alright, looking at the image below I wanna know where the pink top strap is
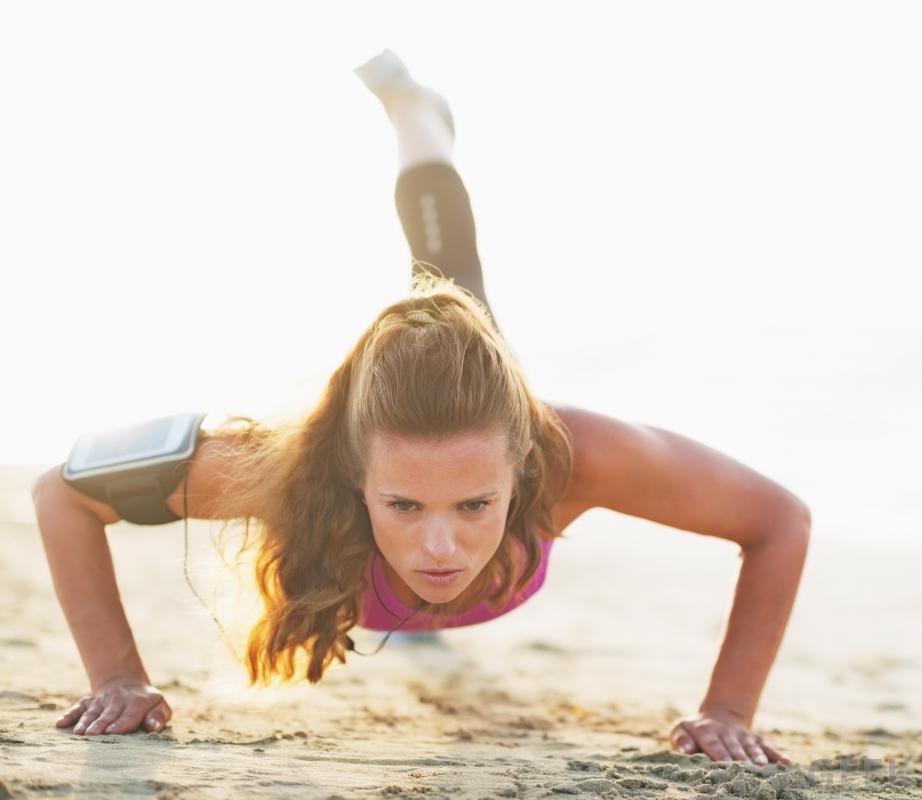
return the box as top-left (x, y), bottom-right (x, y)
top-left (357, 535), bottom-right (555, 632)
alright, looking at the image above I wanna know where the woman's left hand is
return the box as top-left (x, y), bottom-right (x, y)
top-left (668, 710), bottom-right (792, 766)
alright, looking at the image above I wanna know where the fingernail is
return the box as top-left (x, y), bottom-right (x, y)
top-left (149, 719), bottom-right (160, 731)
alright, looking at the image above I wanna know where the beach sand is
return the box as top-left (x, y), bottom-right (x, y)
top-left (1, 465), bottom-right (920, 798)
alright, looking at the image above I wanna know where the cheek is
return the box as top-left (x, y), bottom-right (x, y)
top-left (367, 514), bottom-right (419, 567)
top-left (368, 510), bottom-right (400, 548)
top-left (369, 511), bottom-right (400, 538)
top-left (471, 522), bottom-right (506, 560)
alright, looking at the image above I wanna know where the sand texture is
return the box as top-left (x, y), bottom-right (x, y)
top-left (1, 466), bottom-right (920, 798)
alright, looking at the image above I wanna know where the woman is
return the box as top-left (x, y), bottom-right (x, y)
top-left (32, 50), bottom-right (810, 766)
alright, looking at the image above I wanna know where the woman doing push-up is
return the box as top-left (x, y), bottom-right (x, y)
top-left (31, 49), bottom-right (811, 766)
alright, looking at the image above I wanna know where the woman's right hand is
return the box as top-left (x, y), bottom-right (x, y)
top-left (55, 676), bottom-right (172, 735)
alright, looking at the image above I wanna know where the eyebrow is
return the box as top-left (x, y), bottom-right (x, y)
top-left (378, 491), bottom-right (500, 503)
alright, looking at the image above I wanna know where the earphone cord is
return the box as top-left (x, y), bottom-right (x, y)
top-left (182, 469), bottom-right (242, 661)
top-left (345, 551), bottom-right (425, 656)
top-left (180, 470), bottom-right (422, 662)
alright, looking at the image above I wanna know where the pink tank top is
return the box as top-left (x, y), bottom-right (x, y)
top-left (358, 535), bottom-right (555, 632)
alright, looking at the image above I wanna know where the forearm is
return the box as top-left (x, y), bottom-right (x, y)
top-left (33, 489), bottom-right (150, 690)
top-left (698, 521), bottom-right (810, 727)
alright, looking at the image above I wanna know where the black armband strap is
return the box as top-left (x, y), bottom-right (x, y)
top-left (105, 470), bottom-right (185, 525)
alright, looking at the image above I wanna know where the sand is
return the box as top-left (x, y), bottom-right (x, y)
top-left (1, 464), bottom-right (920, 799)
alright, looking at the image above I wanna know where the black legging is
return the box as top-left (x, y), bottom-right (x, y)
top-left (393, 161), bottom-right (497, 327)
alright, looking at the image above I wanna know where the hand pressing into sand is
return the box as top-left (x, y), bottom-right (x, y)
top-left (54, 676), bottom-right (172, 736)
top-left (669, 710), bottom-right (791, 766)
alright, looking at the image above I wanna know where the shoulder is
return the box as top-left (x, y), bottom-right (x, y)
top-left (32, 463), bottom-right (123, 525)
top-left (164, 427), bottom-right (270, 520)
top-left (543, 402), bottom-right (811, 546)
top-left (542, 402), bottom-right (656, 520)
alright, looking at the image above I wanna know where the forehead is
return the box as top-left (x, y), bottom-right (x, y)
top-left (366, 429), bottom-right (510, 481)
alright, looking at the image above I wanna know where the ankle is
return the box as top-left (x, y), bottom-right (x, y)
top-left (354, 50), bottom-right (455, 141)
top-left (390, 88), bottom-right (455, 141)
top-left (380, 86), bottom-right (426, 116)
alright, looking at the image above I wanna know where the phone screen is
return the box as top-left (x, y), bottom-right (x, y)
top-left (67, 414), bottom-right (194, 473)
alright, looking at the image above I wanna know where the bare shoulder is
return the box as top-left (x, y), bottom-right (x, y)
top-left (544, 401), bottom-right (810, 546)
top-left (164, 429), bottom-right (265, 520)
top-left (32, 464), bottom-right (123, 525)
top-left (545, 402), bottom-right (646, 519)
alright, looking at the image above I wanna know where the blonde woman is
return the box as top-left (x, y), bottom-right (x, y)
top-left (31, 50), bottom-right (810, 766)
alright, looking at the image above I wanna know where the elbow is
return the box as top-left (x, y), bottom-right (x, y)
top-left (774, 486), bottom-right (812, 538)
top-left (792, 498), bottom-right (812, 538)
top-left (747, 498), bottom-right (811, 554)
top-left (772, 498), bottom-right (812, 547)
top-left (800, 501), bottom-right (812, 534)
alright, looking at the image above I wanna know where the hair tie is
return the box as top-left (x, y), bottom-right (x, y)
top-left (404, 309), bottom-right (437, 325)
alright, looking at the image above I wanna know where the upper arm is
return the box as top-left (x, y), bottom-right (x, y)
top-left (31, 429), bottom-right (262, 525)
top-left (552, 404), bottom-right (811, 548)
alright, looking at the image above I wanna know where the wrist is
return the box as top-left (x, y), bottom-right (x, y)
top-left (91, 665), bottom-right (150, 692)
top-left (87, 638), bottom-right (150, 692)
top-left (698, 701), bottom-right (753, 727)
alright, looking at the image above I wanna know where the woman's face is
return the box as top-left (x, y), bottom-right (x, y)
top-left (361, 428), bottom-right (517, 607)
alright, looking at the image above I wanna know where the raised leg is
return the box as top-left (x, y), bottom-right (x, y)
top-left (354, 51), bottom-right (498, 327)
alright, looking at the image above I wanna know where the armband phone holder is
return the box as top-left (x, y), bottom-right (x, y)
top-left (61, 411), bottom-right (207, 525)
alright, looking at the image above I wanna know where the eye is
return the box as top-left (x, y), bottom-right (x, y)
top-left (463, 500), bottom-right (490, 513)
top-left (389, 501), bottom-right (417, 513)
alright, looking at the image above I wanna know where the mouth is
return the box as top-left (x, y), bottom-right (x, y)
top-left (415, 568), bottom-right (463, 585)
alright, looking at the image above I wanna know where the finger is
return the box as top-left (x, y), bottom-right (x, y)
top-left (670, 723), bottom-right (698, 755)
top-left (73, 700), bottom-right (104, 735)
top-left (55, 698), bottom-right (90, 728)
top-left (722, 732), bottom-right (755, 764)
top-left (104, 702), bottom-right (148, 734)
top-left (85, 702), bottom-right (126, 736)
top-left (760, 740), bottom-right (793, 765)
top-left (117, 698), bottom-right (170, 735)
top-left (740, 735), bottom-right (769, 766)
top-left (698, 734), bottom-right (732, 763)
top-left (144, 700), bottom-right (170, 732)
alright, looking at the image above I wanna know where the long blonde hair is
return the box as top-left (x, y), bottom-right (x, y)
top-left (205, 270), bottom-right (573, 685)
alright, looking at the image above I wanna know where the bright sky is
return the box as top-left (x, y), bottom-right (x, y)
top-left (1, 1), bottom-right (920, 548)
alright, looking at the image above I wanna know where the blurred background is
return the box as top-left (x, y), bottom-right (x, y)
top-left (1, 7), bottom-right (921, 788)
top-left (2, 1), bottom-right (919, 554)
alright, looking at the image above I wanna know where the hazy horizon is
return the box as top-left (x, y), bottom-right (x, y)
top-left (2, 1), bottom-right (919, 552)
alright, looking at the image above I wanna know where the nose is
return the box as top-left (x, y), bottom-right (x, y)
top-left (420, 522), bottom-right (457, 563)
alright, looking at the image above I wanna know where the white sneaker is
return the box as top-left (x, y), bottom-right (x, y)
top-left (354, 49), bottom-right (456, 139)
